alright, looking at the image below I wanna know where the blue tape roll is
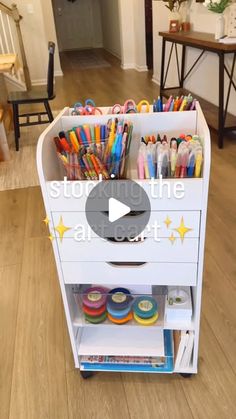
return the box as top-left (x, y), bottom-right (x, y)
top-left (107, 288), bottom-right (132, 310)
top-left (107, 304), bottom-right (131, 319)
top-left (133, 296), bottom-right (158, 319)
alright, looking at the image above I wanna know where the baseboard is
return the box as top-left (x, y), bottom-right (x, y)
top-left (152, 74), bottom-right (160, 85)
top-left (135, 65), bottom-right (148, 72)
top-left (121, 63), bottom-right (135, 70)
top-left (55, 69), bottom-right (64, 77)
top-left (121, 63), bottom-right (148, 72)
top-left (31, 78), bottom-right (47, 86)
top-left (32, 70), bottom-right (64, 86)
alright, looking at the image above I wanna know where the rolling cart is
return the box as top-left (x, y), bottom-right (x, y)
top-left (37, 104), bottom-right (210, 377)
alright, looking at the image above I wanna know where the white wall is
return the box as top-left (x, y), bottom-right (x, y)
top-left (91, 0), bottom-right (103, 48)
top-left (153, 1), bottom-right (236, 115)
top-left (100, 0), bottom-right (121, 58)
top-left (4, 0), bottom-right (63, 85)
top-left (118, 0), bottom-right (147, 71)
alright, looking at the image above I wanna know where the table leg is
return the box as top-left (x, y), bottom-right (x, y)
top-left (160, 38), bottom-right (166, 92)
top-left (218, 52), bottom-right (224, 149)
top-left (180, 45), bottom-right (186, 88)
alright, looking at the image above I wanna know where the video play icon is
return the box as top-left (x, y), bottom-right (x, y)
top-left (108, 198), bottom-right (130, 223)
top-left (85, 180), bottom-right (151, 240)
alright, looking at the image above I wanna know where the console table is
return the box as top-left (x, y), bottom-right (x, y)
top-left (159, 31), bottom-right (236, 148)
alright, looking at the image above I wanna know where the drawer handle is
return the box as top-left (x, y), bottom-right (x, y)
top-left (106, 237), bottom-right (146, 243)
top-left (101, 210), bottom-right (146, 217)
top-left (107, 262), bottom-right (146, 267)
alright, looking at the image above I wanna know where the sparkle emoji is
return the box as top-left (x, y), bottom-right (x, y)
top-left (55, 216), bottom-right (71, 242)
top-left (48, 233), bottom-right (55, 242)
top-left (169, 233), bottom-right (176, 245)
top-left (164, 215), bottom-right (172, 229)
top-left (43, 216), bottom-right (50, 226)
top-left (174, 217), bottom-right (192, 242)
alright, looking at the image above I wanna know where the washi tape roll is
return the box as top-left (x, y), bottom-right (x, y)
top-left (107, 288), bottom-right (132, 310)
top-left (83, 303), bottom-right (106, 317)
top-left (107, 304), bottom-right (131, 319)
top-left (108, 311), bottom-right (133, 324)
top-left (133, 296), bottom-right (158, 319)
top-left (133, 311), bottom-right (158, 326)
top-left (85, 311), bottom-right (107, 324)
top-left (83, 286), bottom-right (108, 309)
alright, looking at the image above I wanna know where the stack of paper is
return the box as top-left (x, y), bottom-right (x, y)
top-left (219, 37), bottom-right (236, 44)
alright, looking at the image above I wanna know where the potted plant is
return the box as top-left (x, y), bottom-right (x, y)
top-left (203, 0), bottom-right (231, 39)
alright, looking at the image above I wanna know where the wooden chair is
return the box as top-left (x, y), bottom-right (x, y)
top-left (8, 42), bottom-right (55, 151)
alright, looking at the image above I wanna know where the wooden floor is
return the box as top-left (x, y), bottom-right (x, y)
top-left (1, 50), bottom-right (236, 419)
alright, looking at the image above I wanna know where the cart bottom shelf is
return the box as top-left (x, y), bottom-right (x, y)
top-left (78, 330), bottom-right (174, 373)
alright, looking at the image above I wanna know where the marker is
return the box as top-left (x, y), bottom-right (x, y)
top-left (69, 130), bottom-right (79, 152)
top-left (95, 125), bottom-right (100, 144)
top-left (83, 125), bottom-right (91, 144)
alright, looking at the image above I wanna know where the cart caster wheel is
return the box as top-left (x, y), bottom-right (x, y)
top-left (180, 373), bottom-right (192, 378)
top-left (80, 371), bottom-right (95, 379)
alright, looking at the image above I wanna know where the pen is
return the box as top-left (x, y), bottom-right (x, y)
top-left (180, 150), bottom-right (189, 177)
top-left (175, 153), bottom-right (182, 178)
top-left (187, 152), bottom-right (195, 177)
top-left (137, 147), bottom-right (145, 180)
top-left (174, 97), bottom-right (179, 111)
top-left (170, 149), bottom-right (177, 177)
top-left (195, 151), bottom-right (203, 177)
top-left (69, 131), bottom-right (80, 152)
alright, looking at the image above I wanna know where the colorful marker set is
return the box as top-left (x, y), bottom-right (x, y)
top-left (137, 133), bottom-right (203, 179)
top-left (79, 286), bottom-right (159, 326)
top-left (53, 118), bottom-right (133, 180)
top-left (153, 94), bottom-right (196, 112)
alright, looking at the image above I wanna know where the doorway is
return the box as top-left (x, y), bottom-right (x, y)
top-left (145, 0), bottom-right (153, 69)
top-left (52, 0), bottom-right (99, 51)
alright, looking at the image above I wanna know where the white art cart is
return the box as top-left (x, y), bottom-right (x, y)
top-left (37, 104), bottom-right (210, 377)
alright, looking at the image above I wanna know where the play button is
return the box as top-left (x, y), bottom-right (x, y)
top-left (109, 198), bottom-right (130, 223)
top-left (85, 180), bottom-right (151, 240)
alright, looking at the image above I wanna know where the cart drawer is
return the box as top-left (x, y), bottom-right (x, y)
top-left (61, 261), bottom-right (197, 286)
top-left (46, 178), bottom-right (204, 212)
top-left (51, 211), bottom-right (201, 239)
top-left (56, 237), bottom-right (199, 263)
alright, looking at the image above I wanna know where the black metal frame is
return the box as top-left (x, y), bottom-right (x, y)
top-left (160, 37), bottom-right (236, 148)
top-left (12, 101), bottom-right (53, 151)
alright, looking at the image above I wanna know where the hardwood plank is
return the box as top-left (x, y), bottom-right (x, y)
top-left (0, 264), bottom-right (21, 419)
top-left (66, 370), bottom-right (130, 419)
top-left (24, 187), bottom-right (48, 238)
top-left (122, 373), bottom-right (193, 419)
top-left (0, 188), bottom-right (27, 267)
top-left (202, 251), bottom-right (236, 372)
top-left (181, 317), bottom-right (236, 419)
top-left (9, 238), bottom-right (69, 419)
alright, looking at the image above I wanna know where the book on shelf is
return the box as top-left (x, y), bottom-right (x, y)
top-left (174, 330), bottom-right (194, 370)
top-left (181, 332), bottom-right (194, 369)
